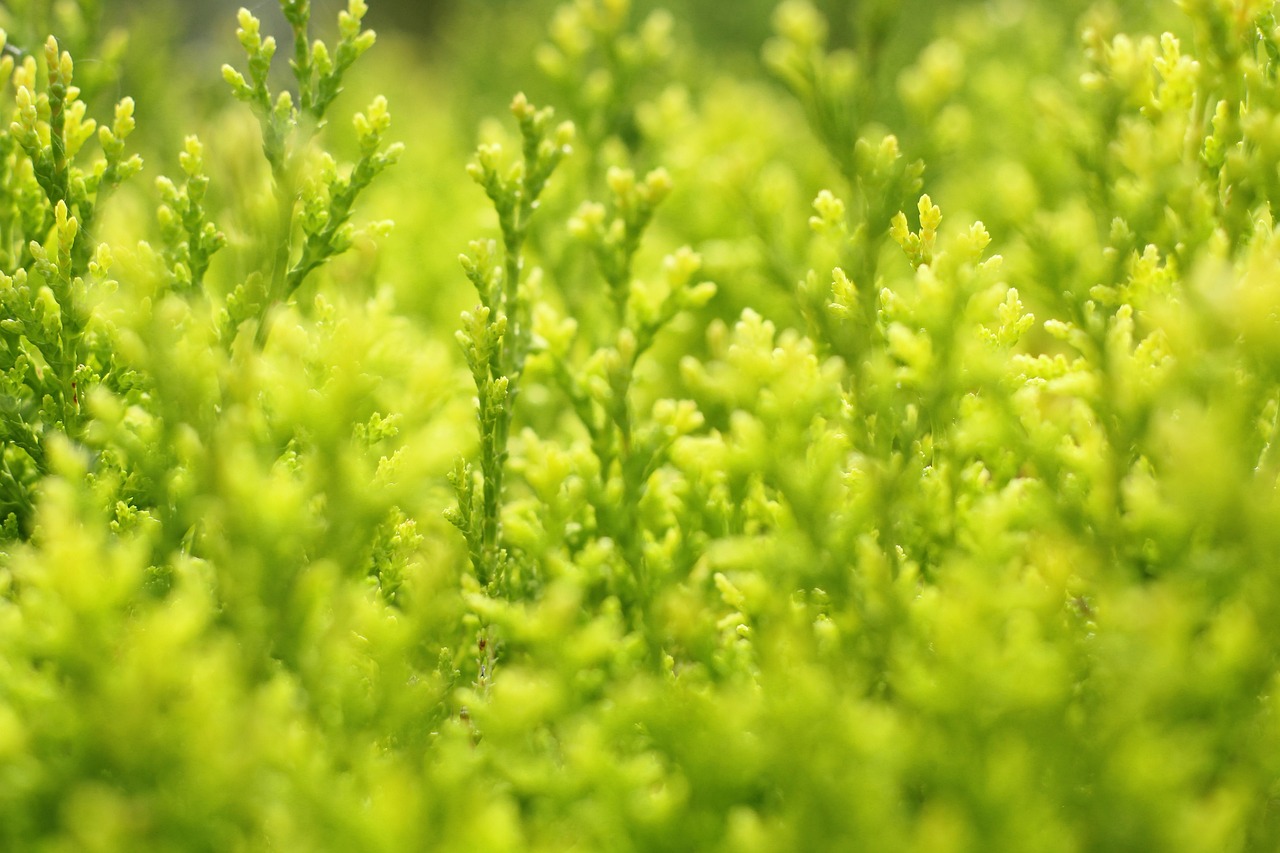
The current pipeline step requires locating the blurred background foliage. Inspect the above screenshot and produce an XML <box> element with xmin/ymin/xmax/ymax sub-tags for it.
<box><xmin>3</xmin><ymin>0</ymin><xmax>1277</xmax><ymax>849</ymax></box>
<box><xmin>22</xmin><ymin>0</ymin><xmax>1155</xmax><ymax>343</ymax></box>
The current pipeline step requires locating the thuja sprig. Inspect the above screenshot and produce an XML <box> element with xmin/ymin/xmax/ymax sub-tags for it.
<box><xmin>889</xmin><ymin>193</ymin><xmax>942</xmax><ymax>269</ymax></box>
<box><xmin>568</xmin><ymin>164</ymin><xmax>672</xmax><ymax>319</ymax></box>
<box><xmin>766</xmin><ymin>3</ymin><xmax>922</xmax><ymax>333</ymax></box>
<box><xmin>448</xmin><ymin>94</ymin><xmax>573</xmax><ymax>593</ymax></box>
<box><xmin>549</xmin><ymin>162</ymin><xmax>714</xmax><ymax>618</ymax></box>
<box><xmin>764</xmin><ymin>1</ymin><xmax>861</xmax><ymax>180</ymax></box>
<box><xmin>155</xmin><ymin>136</ymin><xmax>226</xmax><ymax>293</ymax></box>
<box><xmin>0</xmin><ymin>211</ymin><xmax>121</xmax><ymax>531</ymax></box>
<box><xmin>469</xmin><ymin>95</ymin><xmax>575</xmax><ymax>323</ymax></box>
<box><xmin>535</xmin><ymin>0</ymin><xmax>673</xmax><ymax>157</ymax></box>
<box><xmin>0</xmin><ymin>204</ymin><xmax>83</xmax><ymax>425</ymax></box>
<box><xmin>7</xmin><ymin>37</ymin><xmax>142</xmax><ymax>269</ymax></box>
<box><xmin>280</xmin><ymin>0</ymin><xmax>377</xmax><ymax>120</ymax></box>
<box><xmin>0</xmin><ymin>34</ymin><xmax>139</xmax><ymax>534</ymax></box>
<box><xmin>764</xmin><ymin>6</ymin><xmax>922</xmax><ymax>200</ymax></box>
<box><xmin>220</xmin><ymin>1</ymin><xmax>396</xmax><ymax>342</ymax></box>
<box><xmin>548</xmin><ymin>248</ymin><xmax>713</xmax><ymax>487</ymax></box>
<box><xmin>450</xmin><ymin>296</ymin><xmax>510</xmax><ymax>586</ymax></box>
<box><xmin>289</xmin><ymin>96</ymin><xmax>400</xmax><ymax>293</ymax></box>
<box><xmin>462</xmin><ymin>93</ymin><xmax>573</xmax><ymax>383</ymax></box>
<box><xmin>762</xmin><ymin>3</ymin><xmax>926</xmax><ymax>363</ymax></box>
<box><xmin>798</xmin><ymin>140</ymin><xmax>922</xmax><ymax>360</ymax></box>
<box><xmin>764</xmin><ymin>0</ymin><xmax>903</xmax><ymax>163</ymax></box>
<box><xmin>221</xmin><ymin>8</ymin><xmax>292</xmax><ymax>169</ymax></box>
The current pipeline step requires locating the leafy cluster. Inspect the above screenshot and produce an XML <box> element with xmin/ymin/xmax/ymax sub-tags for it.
<box><xmin>448</xmin><ymin>92</ymin><xmax>573</xmax><ymax>594</ymax></box>
<box><xmin>220</xmin><ymin>0</ymin><xmax>401</xmax><ymax>340</ymax></box>
<box><xmin>0</xmin><ymin>32</ymin><xmax>141</xmax><ymax>531</ymax></box>
<box><xmin>2</xmin><ymin>0</ymin><xmax>1280</xmax><ymax>850</ymax></box>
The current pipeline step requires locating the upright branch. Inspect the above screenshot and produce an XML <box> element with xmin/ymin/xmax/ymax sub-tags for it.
<box><xmin>0</xmin><ymin>31</ymin><xmax>140</xmax><ymax>534</ymax></box>
<box><xmin>534</xmin><ymin>0</ymin><xmax>673</xmax><ymax>167</ymax></box>
<box><xmin>220</xmin><ymin>1</ymin><xmax>397</xmax><ymax>346</ymax></box>
<box><xmin>550</xmin><ymin>165</ymin><xmax>715</xmax><ymax>632</ymax></box>
<box><xmin>765</xmin><ymin>1</ymin><xmax>922</xmax><ymax>356</ymax></box>
<box><xmin>448</xmin><ymin>95</ymin><xmax>573</xmax><ymax>594</ymax></box>
<box><xmin>155</xmin><ymin>136</ymin><xmax>227</xmax><ymax>293</ymax></box>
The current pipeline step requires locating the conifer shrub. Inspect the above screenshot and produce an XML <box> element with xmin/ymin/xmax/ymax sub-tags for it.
<box><xmin>1</xmin><ymin>0</ymin><xmax>1279</xmax><ymax>849</ymax></box>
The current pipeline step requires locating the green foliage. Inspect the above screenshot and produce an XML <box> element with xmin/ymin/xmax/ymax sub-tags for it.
<box><xmin>154</xmin><ymin>135</ymin><xmax>225</xmax><ymax>292</ymax></box>
<box><xmin>0</xmin><ymin>31</ymin><xmax>141</xmax><ymax>532</ymax></box>
<box><xmin>4</xmin><ymin>0</ymin><xmax>1280</xmax><ymax>849</ymax></box>
<box><xmin>535</xmin><ymin>0</ymin><xmax>674</xmax><ymax>157</ymax></box>
<box><xmin>449</xmin><ymin>93</ymin><xmax>573</xmax><ymax>594</ymax></box>
<box><xmin>220</xmin><ymin>0</ymin><xmax>401</xmax><ymax>340</ymax></box>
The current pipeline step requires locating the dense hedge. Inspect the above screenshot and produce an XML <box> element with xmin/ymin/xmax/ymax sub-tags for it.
<box><xmin>2</xmin><ymin>0</ymin><xmax>1280</xmax><ymax>849</ymax></box>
